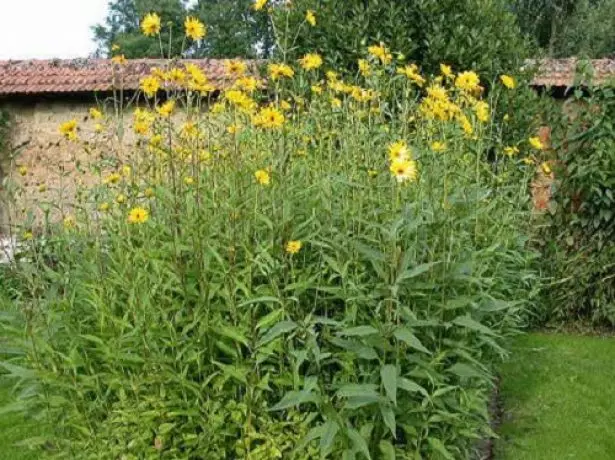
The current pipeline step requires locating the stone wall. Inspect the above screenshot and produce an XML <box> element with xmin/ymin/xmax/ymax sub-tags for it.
<box><xmin>0</xmin><ymin>97</ymin><xmax>134</xmax><ymax>234</ymax></box>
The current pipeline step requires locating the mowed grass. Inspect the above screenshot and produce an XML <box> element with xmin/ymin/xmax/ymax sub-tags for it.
<box><xmin>496</xmin><ymin>332</ymin><xmax>615</xmax><ymax>460</ymax></box>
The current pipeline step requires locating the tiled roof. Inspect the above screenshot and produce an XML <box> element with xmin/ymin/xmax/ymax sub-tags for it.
<box><xmin>2</xmin><ymin>57</ymin><xmax>614</xmax><ymax>96</ymax></box>
<box><xmin>528</xmin><ymin>58</ymin><xmax>615</xmax><ymax>87</ymax></box>
<box><xmin>0</xmin><ymin>58</ymin><xmax>250</xmax><ymax>95</ymax></box>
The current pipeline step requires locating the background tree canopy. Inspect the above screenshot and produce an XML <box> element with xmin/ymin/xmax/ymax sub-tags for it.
<box><xmin>93</xmin><ymin>0</ymin><xmax>615</xmax><ymax>61</ymax></box>
<box><xmin>93</xmin><ymin>0</ymin><xmax>273</xmax><ymax>58</ymax></box>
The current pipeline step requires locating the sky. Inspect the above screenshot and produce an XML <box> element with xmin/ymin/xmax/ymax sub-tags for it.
<box><xmin>0</xmin><ymin>0</ymin><xmax>109</xmax><ymax>60</ymax></box>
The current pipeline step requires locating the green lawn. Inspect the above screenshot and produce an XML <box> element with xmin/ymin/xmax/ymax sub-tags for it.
<box><xmin>496</xmin><ymin>332</ymin><xmax>615</xmax><ymax>460</ymax></box>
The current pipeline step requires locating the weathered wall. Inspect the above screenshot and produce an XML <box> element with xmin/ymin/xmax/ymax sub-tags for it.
<box><xmin>0</xmin><ymin>98</ymin><xmax>134</xmax><ymax>233</ymax></box>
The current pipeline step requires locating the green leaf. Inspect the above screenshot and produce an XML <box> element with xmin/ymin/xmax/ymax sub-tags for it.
<box><xmin>448</xmin><ymin>363</ymin><xmax>484</xmax><ymax>379</ymax></box>
<box><xmin>0</xmin><ymin>362</ymin><xmax>37</xmax><ymax>379</ymax></box>
<box><xmin>427</xmin><ymin>437</ymin><xmax>454</xmax><ymax>460</ymax></box>
<box><xmin>216</xmin><ymin>325</ymin><xmax>250</xmax><ymax>348</ymax></box>
<box><xmin>393</xmin><ymin>328</ymin><xmax>431</xmax><ymax>354</ymax></box>
<box><xmin>319</xmin><ymin>420</ymin><xmax>340</xmax><ymax>457</ymax></box>
<box><xmin>380</xmin><ymin>365</ymin><xmax>397</xmax><ymax>406</ymax></box>
<box><xmin>271</xmin><ymin>390</ymin><xmax>320</xmax><ymax>411</ymax></box>
<box><xmin>336</xmin><ymin>384</ymin><xmax>379</xmax><ymax>399</ymax></box>
<box><xmin>379</xmin><ymin>440</ymin><xmax>396</xmax><ymax>460</ymax></box>
<box><xmin>347</xmin><ymin>427</ymin><xmax>372</xmax><ymax>460</ymax></box>
<box><xmin>296</xmin><ymin>424</ymin><xmax>326</xmax><ymax>453</ymax></box>
<box><xmin>238</xmin><ymin>296</ymin><xmax>282</xmax><ymax>308</ymax></box>
<box><xmin>256</xmin><ymin>308</ymin><xmax>284</xmax><ymax>330</ymax></box>
<box><xmin>397</xmin><ymin>377</ymin><xmax>428</xmax><ymax>397</ymax></box>
<box><xmin>396</xmin><ymin>262</ymin><xmax>440</xmax><ymax>283</ymax></box>
<box><xmin>338</xmin><ymin>326</ymin><xmax>379</xmax><ymax>337</ymax></box>
<box><xmin>452</xmin><ymin>316</ymin><xmax>496</xmax><ymax>336</ymax></box>
<box><xmin>257</xmin><ymin>320</ymin><xmax>298</xmax><ymax>347</ymax></box>
<box><xmin>380</xmin><ymin>404</ymin><xmax>397</xmax><ymax>438</ymax></box>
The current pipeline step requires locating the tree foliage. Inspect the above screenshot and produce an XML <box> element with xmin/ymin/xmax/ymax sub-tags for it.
<box><xmin>93</xmin><ymin>0</ymin><xmax>272</xmax><ymax>58</ymax></box>
<box><xmin>273</xmin><ymin>0</ymin><xmax>530</xmax><ymax>80</ymax></box>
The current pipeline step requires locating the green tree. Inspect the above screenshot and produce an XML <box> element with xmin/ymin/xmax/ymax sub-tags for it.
<box><xmin>93</xmin><ymin>0</ymin><xmax>273</xmax><ymax>59</ymax></box>
<box><xmin>273</xmin><ymin>0</ymin><xmax>529</xmax><ymax>81</ymax></box>
<box><xmin>93</xmin><ymin>0</ymin><xmax>189</xmax><ymax>58</ymax></box>
<box><xmin>191</xmin><ymin>0</ymin><xmax>274</xmax><ymax>58</ymax></box>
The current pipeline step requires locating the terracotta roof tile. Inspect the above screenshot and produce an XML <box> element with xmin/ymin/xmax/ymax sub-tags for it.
<box><xmin>0</xmin><ymin>58</ymin><xmax>255</xmax><ymax>95</ymax></box>
<box><xmin>528</xmin><ymin>58</ymin><xmax>615</xmax><ymax>87</ymax></box>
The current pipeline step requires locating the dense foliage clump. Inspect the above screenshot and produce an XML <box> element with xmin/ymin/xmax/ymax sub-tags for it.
<box><xmin>0</xmin><ymin>7</ymin><xmax>544</xmax><ymax>460</ymax></box>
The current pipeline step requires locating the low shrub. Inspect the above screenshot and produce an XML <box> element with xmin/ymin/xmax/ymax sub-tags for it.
<box><xmin>1</xmin><ymin>19</ymin><xmax>539</xmax><ymax>460</ymax></box>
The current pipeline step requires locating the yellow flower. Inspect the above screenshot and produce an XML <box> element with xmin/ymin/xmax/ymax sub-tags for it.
<box><xmin>397</xmin><ymin>64</ymin><xmax>425</xmax><ymax>87</ymax></box>
<box><xmin>140</xmin><ymin>76</ymin><xmax>160</xmax><ymax>98</ymax></box>
<box><xmin>103</xmin><ymin>172</ymin><xmax>122</xmax><ymax>185</ymax></box>
<box><xmin>390</xmin><ymin>158</ymin><xmax>418</xmax><ymax>183</ymax></box>
<box><xmin>269</xmin><ymin>63</ymin><xmax>295</xmax><ymax>80</ymax></box>
<box><xmin>38</xmin><ymin>184</ymin><xmax>47</xmax><ymax>192</ymax></box>
<box><xmin>458</xmin><ymin>114</ymin><xmax>474</xmax><ymax>136</ymax></box>
<box><xmin>286</xmin><ymin>240</ymin><xmax>303</xmax><ymax>255</ymax></box>
<box><xmin>95</xmin><ymin>123</ymin><xmax>104</xmax><ymax>133</ymax></box>
<box><xmin>253</xmin><ymin>0</ymin><xmax>267</xmax><ymax>11</ymax></box>
<box><xmin>112</xmin><ymin>54</ymin><xmax>126</xmax><ymax>65</ymax></box>
<box><xmin>211</xmin><ymin>102</ymin><xmax>225</xmax><ymax>114</ymax></box>
<box><xmin>98</xmin><ymin>202</ymin><xmax>110</xmax><ymax>212</ymax></box>
<box><xmin>89</xmin><ymin>108</ymin><xmax>103</xmax><ymax>119</ymax></box>
<box><xmin>116</xmin><ymin>194</ymin><xmax>127</xmax><ymax>204</ymax></box>
<box><xmin>500</xmin><ymin>74</ymin><xmax>516</xmax><ymax>89</ymax></box>
<box><xmin>227</xmin><ymin>124</ymin><xmax>239</xmax><ymax>134</ymax></box>
<box><xmin>235</xmin><ymin>76</ymin><xmax>259</xmax><ymax>92</ymax></box>
<box><xmin>184</xmin><ymin>176</ymin><xmax>195</xmax><ymax>186</ymax></box>
<box><xmin>18</xmin><ymin>166</ymin><xmax>28</xmax><ymax>176</ymax></box>
<box><xmin>22</xmin><ymin>231</ymin><xmax>33</xmax><ymax>241</ymax></box>
<box><xmin>63</xmin><ymin>215</ymin><xmax>76</xmax><ymax>229</ymax></box>
<box><xmin>298</xmin><ymin>53</ymin><xmax>323</xmax><ymax>70</ymax></box>
<box><xmin>358</xmin><ymin>59</ymin><xmax>371</xmax><ymax>77</ymax></box>
<box><xmin>122</xmin><ymin>165</ymin><xmax>132</xmax><ymax>177</ymax></box>
<box><xmin>128</xmin><ymin>207</ymin><xmax>149</xmax><ymax>224</ymax></box>
<box><xmin>253</xmin><ymin>106</ymin><xmax>285</xmax><ymax>129</ymax></box>
<box><xmin>111</xmin><ymin>44</ymin><xmax>120</xmax><ymax>52</ymax></box>
<box><xmin>224</xmin><ymin>89</ymin><xmax>256</xmax><ymax>112</ymax></box>
<box><xmin>326</xmin><ymin>70</ymin><xmax>339</xmax><ymax>82</ymax></box>
<box><xmin>474</xmin><ymin>101</ymin><xmax>490</xmax><ymax>123</ymax></box>
<box><xmin>431</xmin><ymin>141</ymin><xmax>447</xmax><ymax>152</ymax></box>
<box><xmin>330</xmin><ymin>97</ymin><xmax>342</xmax><ymax>109</ymax></box>
<box><xmin>167</xmin><ymin>68</ymin><xmax>186</xmax><ymax>84</ymax></box>
<box><xmin>225</xmin><ymin>60</ymin><xmax>247</xmax><ymax>76</ymax></box>
<box><xmin>185</xmin><ymin>16</ymin><xmax>206</xmax><ymax>40</ymax></box>
<box><xmin>541</xmin><ymin>162</ymin><xmax>552</xmax><ymax>175</ymax></box>
<box><xmin>440</xmin><ymin>63</ymin><xmax>453</xmax><ymax>77</ymax></box>
<box><xmin>523</xmin><ymin>157</ymin><xmax>535</xmax><ymax>165</ymax></box>
<box><xmin>180</xmin><ymin>121</ymin><xmax>199</xmax><ymax>138</ymax></box>
<box><xmin>254</xmin><ymin>169</ymin><xmax>271</xmax><ymax>186</ymax></box>
<box><xmin>306</xmin><ymin>10</ymin><xmax>316</xmax><ymax>26</ymax></box>
<box><xmin>311</xmin><ymin>84</ymin><xmax>323</xmax><ymax>94</ymax></box>
<box><xmin>59</xmin><ymin>119</ymin><xmax>78</xmax><ymax>140</ymax></box>
<box><xmin>134</xmin><ymin>121</ymin><xmax>150</xmax><ymax>135</ymax></box>
<box><xmin>157</xmin><ymin>100</ymin><xmax>176</xmax><ymax>118</ymax></box>
<box><xmin>455</xmin><ymin>71</ymin><xmax>481</xmax><ymax>92</ymax></box>
<box><xmin>529</xmin><ymin>136</ymin><xmax>545</xmax><ymax>150</ymax></box>
<box><xmin>368</xmin><ymin>43</ymin><xmax>392</xmax><ymax>65</ymax></box>
<box><xmin>141</xmin><ymin>13</ymin><xmax>161</xmax><ymax>36</ymax></box>
<box><xmin>280</xmin><ymin>100</ymin><xmax>292</xmax><ymax>111</ymax></box>
<box><xmin>504</xmin><ymin>146</ymin><xmax>519</xmax><ymax>157</ymax></box>
<box><xmin>388</xmin><ymin>141</ymin><xmax>410</xmax><ymax>161</ymax></box>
